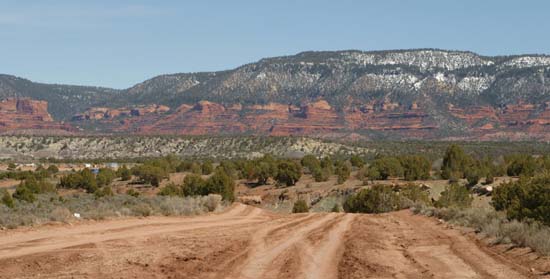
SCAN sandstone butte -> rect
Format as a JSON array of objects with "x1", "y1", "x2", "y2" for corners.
[
  {"x1": 0, "y1": 98, "x2": 73, "y2": 134},
  {"x1": 4, "y1": 97, "x2": 550, "y2": 140}
]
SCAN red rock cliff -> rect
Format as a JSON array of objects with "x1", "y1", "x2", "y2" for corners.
[
  {"x1": 0, "y1": 98, "x2": 72, "y2": 133},
  {"x1": 66, "y1": 99, "x2": 550, "y2": 140}
]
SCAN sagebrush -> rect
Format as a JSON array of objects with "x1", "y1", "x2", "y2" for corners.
[{"x1": 0, "y1": 193, "x2": 223, "y2": 229}]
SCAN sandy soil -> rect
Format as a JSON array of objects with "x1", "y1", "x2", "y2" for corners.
[{"x1": 0, "y1": 204, "x2": 546, "y2": 279}]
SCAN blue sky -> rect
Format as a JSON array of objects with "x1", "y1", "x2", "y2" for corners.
[{"x1": 1, "y1": 0, "x2": 549, "y2": 89}]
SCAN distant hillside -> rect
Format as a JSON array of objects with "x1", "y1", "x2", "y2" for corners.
[
  {"x1": 110, "y1": 49, "x2": 550, "y2": 110},
  {"x1": 0, "y1": 75, "x2": 119, "y2": 119},
  {"x1": 2, "y1": 49, "x2": 550, "y2": 140}
]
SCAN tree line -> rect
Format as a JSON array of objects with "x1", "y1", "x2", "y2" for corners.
[{"x1": 1, "y1": 144, "x2": 549, "y2": 226}]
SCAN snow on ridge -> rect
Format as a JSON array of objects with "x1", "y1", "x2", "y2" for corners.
[
  {"x1": 340, "y1": 50, "x2": 493, "y2": 71},
  {"x1": 457, "y1": 76, "x2": 495, "y2": 94},
  {"x1": 501, "y1": 56, "x2": 550, "y2": 69}
]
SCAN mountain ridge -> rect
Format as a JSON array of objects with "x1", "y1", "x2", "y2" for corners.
[{"x1": 2, "y1": 48, "x2": 550, "y2": 140}]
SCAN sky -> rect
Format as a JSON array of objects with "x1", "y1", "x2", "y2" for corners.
[{"x1": 1, "y1": 0, "x2": 550, "y2": 89}]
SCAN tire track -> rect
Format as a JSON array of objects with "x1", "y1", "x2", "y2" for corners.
[
  {"x1": 230, "y1": 214, "x2": 334, "y2": 279},
  {"x1": 0, "y1": 205, "x2": 544, "y2": 278},
  {"x1": 0, "y1": 204, "x2": 267, "y2": 260},
  {"x1": 337, "y1": 210, "x2": 532, "y2": 279},
  {"x1": 391, "y1": 211, "x2": 530, "y2": 279},
  {"x1": 301, "y1": 214, "x2": 354, "y2": 279},
  {"x1": 206, "y1": 214, "x2": 317, "y2": 279},
  {"x1": 227, "y1": 213, "x2": 354, "y2": 279}
]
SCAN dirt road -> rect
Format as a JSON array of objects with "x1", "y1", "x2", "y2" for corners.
[{"x1": 0, "y1": 204, "x2": 543, "y2": 278}]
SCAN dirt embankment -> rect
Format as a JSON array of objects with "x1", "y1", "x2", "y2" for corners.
[{"x1": 0, "y1": 204, "x2": 546, "y2": 279}]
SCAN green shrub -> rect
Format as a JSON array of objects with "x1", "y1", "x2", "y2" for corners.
[
  {"x1": 292, "y1": 200, "x2": 309, "y2": 213},
  {"x1": 79, "y1": 169, "x2": 97, "y2": 192},
  {"x1": 301, "y1": 155, "x2": 320, "y2": 172},
  {"x1": 117, "y1": 165, "x2": 132, "y2": 181},
  {"x1": 59, "y1": 168, "x2": 98, "y2": 193},
  {"x1": 239, "y1": 161, "x2": 253, "y2": 180},
  {"x1": 252, "y1": 160, "x2": 276, "y2": 185},
  {"x1": 94, "y1": 186, "x2": 114, "y2": 198},
  {"x1": 182, "y1": 174, "x2": 207, "y2": 196},
  {"x1": 10, "y1": 176, "x2": 57, "y2": 204},
  {"x1": 158, "y1": 183, "x2": 183, "y2": 197},
  {"x1": 366, "y1": 167, "x2": 381, "y2": 181},
  {"x1": 368, "y1": 157, "x2": 403, "y2": 180},
  {"x1": 19, "y1": 177, "x2": 56, "y2": 194},
  {"x1": 132, "y1": 165, "x2": 166, "y2": 187},
  {"x1": 181, "y1": 170, "x2": 235, "y2": 201},
  {"x1": 356, "y1": 165, "x2": 369, "y2": 181},
  {"x1": 465, "y1": 167, "x2": 481, "y2": 187},
  {"x1": 399, "y1": 184, "x2": 431, "y2": 205},
  {"x1": 401, "y1": 155, "x2": 431, "y2": 181},
  {"x1": 312, "y1": 166, "x2": 330, "y2": 182},
  {"x1": 505, "y1": 154, "x2": 538, "y2": 177},
  {"x1": 344, "y1": 185, "x2": 402, "y2": 213},
  {"x1": 275, "y1": 160, "x2": 302, "y2": 187},
  {"x1": 205, "y1": 170, "x2": 235, "y2": 201},
  {"x1": 320, "y1": 157, "x2": 334, "y2": 175},
  {"x1": 441, "y1": 144, "x2": 471, "y2": 179},
  {"x1": 96, "y1": 168, "x2": 115, "y2": 187},
  {"x1": 349, "y1": 155, "x2": 365, "y2": 168},
  {"x1": 435, "y1": 183, "x2": 472, "y2": 208},
  {"x1": 1, "y1": 190, "x2": 14, "y2": 208},
  {"x1": 47, "y1": 165, "x2": 59, "y2": 174},
  {"x1": 201, "y1": 161, "x2": 214, "y2": 175},
  {"x1": 58, "y1": 172, "x2": 80, "y2": 189},
  {"x1": 335, "y1": 163, "x2": 351, "y2": 184},
  {"x1": 142, "y1": 155, "x2": 181, "y2": 173},
  {"x1": 216, "y1": 161, "x2": 238, "y2": 179},
  {"x1": 13, "y1": 185, "x2": 36, "y2": 203},
  {"x1": 189, "y1": 162, "x2": 202, "y2": 174},
  {"x1": 492, "y1": 174, "x2": 550, "y2": 225}
]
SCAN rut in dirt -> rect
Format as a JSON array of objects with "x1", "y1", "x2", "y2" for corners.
[
  {"x1": 226, "y1": 213, "x2": 354, "y2": 279},
  {"x1": 0, "y1": 204, "x2": 543, "y2": 279}
]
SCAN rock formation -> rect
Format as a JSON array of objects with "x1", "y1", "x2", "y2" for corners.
[
  {"x1": 72, "y1": 104, "x2": 169, "y2": 121},
  {"x1": 0, "y1": 98, "x2": 72, "y2": 134},
  {"x1": 3, "y1": 49, "x2": 550, "y2": 140}
]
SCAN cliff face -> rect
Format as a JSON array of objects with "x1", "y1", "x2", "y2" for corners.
[
  {"x1": 89, "y1": 98, "x2": 550, "y2": 140},
  {"x1": 87, "y1": 49, "x2": 550, "y2": 139},
  {"x1": 0, "y1": 74, "x2": 118, "y2": 120},
  {"x1": 3, "y1": 49, "x2": 550, "y2": 139},
  {"x1": 139, "y1": 101, "x2": 247, "y2": 135},
  {"x1": 5, "y1": 96, "x2": 550, "y2": 140},
  {"x1": 71, "y1": 104, "x2": 169, "y2": 121},
  {"x1": 0, "y1": 98, "x2": 72, "y2": 134}
]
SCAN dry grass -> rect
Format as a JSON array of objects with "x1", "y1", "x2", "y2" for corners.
[
  {"x1": 412, "y1": 204, "x2": 550, "y2": 256},
  {"x1": 0, "y1": 193, "x2": 223, "y2": 229}
]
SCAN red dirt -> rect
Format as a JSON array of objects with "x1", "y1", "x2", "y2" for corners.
[{"x1": 0, "y1": 204, "x2": 547, "y2": 278}]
